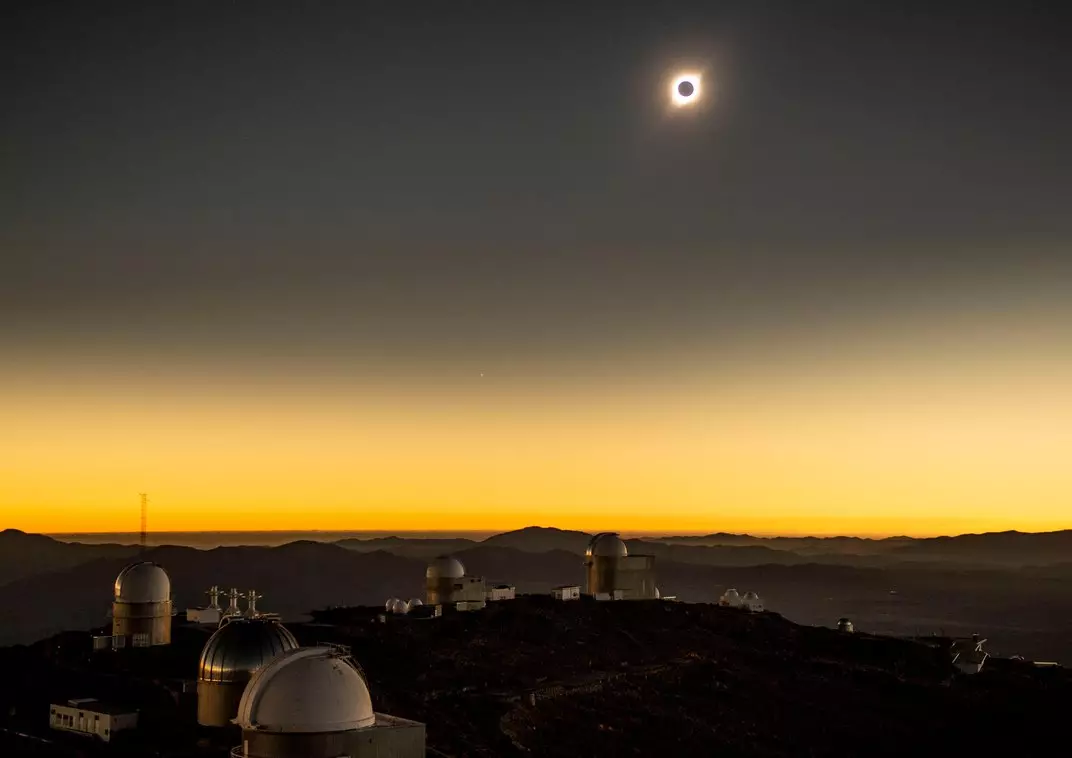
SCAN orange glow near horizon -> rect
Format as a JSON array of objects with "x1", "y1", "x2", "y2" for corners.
[{"x1": 3, "y1": 329, "x2": 1071, "y2": 538}]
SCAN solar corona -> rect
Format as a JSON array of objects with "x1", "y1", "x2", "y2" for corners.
[{"x1": 671, "y1": 72, "x2": 702, "y2": 106}]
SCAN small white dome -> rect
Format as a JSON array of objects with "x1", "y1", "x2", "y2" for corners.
[
  {"x1": 586, "y1": 532, "x2": 628, "y2": 558},
  {"x1": 388, "y1": 599, "x2": 407, "y2": 614},
  {"x1": 426, "y1": 556, "x2": 465, "y2": 580},
  {"x1": 385, "y1": 597, "x2": 401, "y2": 612},
  {"x1": 655, "y1": 587, "x2": 661, "y2": 599},
  {"x1": 114, "y1": 562, "x2": 171, "y2": 603},
  {"x1": 741, "y1": 591, "x2": 763, "y2": 611},
  {"x1": 407, "y1": 598, "x2": 424, "y2": 608},
  {"x1": 236, "y1": 647, "x2": 374, "y2": 733},
  {"x1": 719, "y1": 588, "x2": 742, "y2": 607}
]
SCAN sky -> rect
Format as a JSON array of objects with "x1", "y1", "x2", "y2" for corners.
[{"x1": 3, "y1": 1, "x2": 1071, "y2": 536}]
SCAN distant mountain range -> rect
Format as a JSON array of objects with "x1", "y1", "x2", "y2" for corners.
[{"x1": 2, "y1": 526, "x2": 1071, "y2": 659}]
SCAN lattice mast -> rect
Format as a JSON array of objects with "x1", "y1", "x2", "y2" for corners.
[{"x1": 139, "y1": 493, "x2": 148, "y2": 552}]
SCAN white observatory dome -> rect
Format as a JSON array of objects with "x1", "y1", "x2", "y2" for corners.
[
  {"x1": 719, "y1": 588, "x2": 742, "y2": 607},
  {"x1": 742, "y1": 591, "x2": 763, "y2": 611},
  {"x1": 388, "y1": 598, "x2": 407, "y2": 614},
  {"x1": 655, "y1": 587, "x2": 661, "y2": 600},
  {"x1": 385, "y1": 597, "x2": 402, "y2": 612},
  {"x1": 236, "y1": 647, "x2": 375, "y2": 733},
  {"x1": 114, "y1": 561, "x2": 171, "y2": 603},
  {"x1": 407, "y1": 598, "x2": 424, "y2": 609},
  {"x1": 426, "y1": 556, "x2": 466, "y2": 580},
  {"x1": 586, "y1": 532, "x2": 629, "y2": 558}
]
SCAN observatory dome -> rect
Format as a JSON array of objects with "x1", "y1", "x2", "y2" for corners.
[
  {"x1": 720, "y1": 588, "x2": 742, "y2": 607},
  {"x1": 426, "y1": 556, "x2": 466, "y2": 580},
  {"x1": 114, "y1": 561, "x2": 171, "y2": 603},
  {"x1": 236, "y1": 647, "x2": 375, "y2": 733},
  {"x1": 387, "y1": 598, "x2": 407, "y2": 614},
  {"x1": 407, "y1": 598, "x2": 424, "y2": 609},
  {"x1": 586, "y1": 532, "x2": 629, "y2": 558},
  {"x1": 198, "y1": 618, "x2": 298, "y2": 684}
]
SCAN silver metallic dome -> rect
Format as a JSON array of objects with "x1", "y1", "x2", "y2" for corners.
[
  {"x1": 114, "y1": 561, "x2": 171, "y2": 603},
  {"x1": 426, "y1": 556, "x2": 465, "y2": 580},
  {"x1": 585, "y1": 532, "x2": 628, "y2": 558},
  {"x1": 198, "y1": 618, "x2": 299, "y2": 684},
  {"x1": 236, "y1": 646, "x2": 375, "y2": 733}
]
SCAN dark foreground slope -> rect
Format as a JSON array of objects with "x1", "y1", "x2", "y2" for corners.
[
  {"x1": 311, "y1": 598, "x2": 1068, "y2": 757},
  {"x1": 1, "y1": 598, "x2": 1068, "y2": 757}
]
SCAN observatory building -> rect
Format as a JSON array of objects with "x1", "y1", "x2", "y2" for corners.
[
  {"x1": 425, "y1": 556, "x2": 486, "y2": 609},
  {"x1": 583, "y1": 533, "x2": 657, "y2": 600},
  {"x1": 111, "y1": 561, "x2": 172, "y2": 647},
  {"x1": 197, "y1": 617, "x2": 299, "y2": 727},
  {"x1": 719, "y1": 588, "x2": 742, "y2": 608},
  {"x1": 233, "y1": 646, "x2": 425, "y2": 757},
  {"x1": 741, "y1": 591, "x2": 764, "y2": 612}
]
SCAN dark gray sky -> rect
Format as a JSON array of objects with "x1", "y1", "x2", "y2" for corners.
[
  {"x1": 3, "y1": 0, "x2": 1071, "y2": 375},
  {"x1": 5, "y1": 1, "x2": 1072, "y2": 535}
]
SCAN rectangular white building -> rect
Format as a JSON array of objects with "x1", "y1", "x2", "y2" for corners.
[
  {"x1": 487, "y1": 585, "x2": 516, "y2": 601},
  {"x1": 50, "y1": 699, "x2": 138, "y2": 742},
  {"x1": 187, "y1": 606, "x2": 222, "y2": 625},
  {"x1": 553, "y1": 585, "x2": 581, "y2": 601}
]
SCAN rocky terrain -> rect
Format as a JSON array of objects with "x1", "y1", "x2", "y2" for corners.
[{"x1": 1, "y1": 597, "x2": 1070, "y2": 756}]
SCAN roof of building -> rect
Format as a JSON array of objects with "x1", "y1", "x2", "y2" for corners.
[
  {"x1": 53, "y1": 699, "x2": 138, "y2": 716},
  {"x1": 113, "y1": 561, "x2": 171, "y2": 604},
  {"x1": 426, "y1": 555, "x2": 466, "y2": 580},
  {"x1": 197, "y1": 618, "x2": 298, "y2": 684},
  {"x1": 235, "y1": 647, "x2": 375, "y2": 733},
  {"x1": 586, "y1": 532, "x2": 629, "y2": 558}
]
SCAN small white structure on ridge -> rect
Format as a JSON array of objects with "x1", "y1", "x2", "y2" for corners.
[
  {"x1": 187, "y1": 585, "x2": 224, "y2": 625},
  {"x1": 487, "y1": 584, "x2": 516, "y2": 601},
  {"x1": 741, "y1": 591, "x2": 764, "y2": 612},
  {"x1": 553, "y1": 585, "x2": 581, "y2": 601},
  {"x1": 718, "y1": 588, "x2": 742, "y2": 608}
]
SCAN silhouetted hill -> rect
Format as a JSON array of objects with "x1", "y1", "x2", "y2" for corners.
[
  {"x1": 888, "y1": 529, "x2": 1072, "y2": 565},
  {"x1": 0, "y1": 528, "x2": 139, "y2": 587},
  {"x1": 0, "y1": 541, "x2": 426, "y2": 646},
  {"x1": 334, "y1": 535, "x2": 478, "y2": 558},
  {"x1": 481, "y1": 525, "x2": 595, "y2": 553},
  {"x1": 5, "y1": 597, "x2": 1070, "y2": 756}
]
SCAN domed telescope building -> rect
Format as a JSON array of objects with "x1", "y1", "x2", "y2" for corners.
[
  {"x1": 197, "y1": 617, "x2": 299, "y2": 727},
  {"x1": 425, "y1": 556, "x2": 486, "y2": 609},
  {"x1": 583, "y1": 533, "x2": 657, "y2": 600},
  {"x1": 233, "y1": 646, "x2": 425, "y2": 757},
  {"x1": 111, "y1": 561, "x2": 173, "y2": 647}
]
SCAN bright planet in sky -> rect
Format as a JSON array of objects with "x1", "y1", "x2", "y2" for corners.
[{"x1": 671, "y1": 72, "x2": 702, "y2": 106}]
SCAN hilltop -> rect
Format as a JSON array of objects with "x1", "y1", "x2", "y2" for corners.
[
  {"x1": 1, "y1": 528, "x2": 1071, "y2": 661},
  {"x1": 0, "y1": 597, "x2": 1068, "y2": 756}
]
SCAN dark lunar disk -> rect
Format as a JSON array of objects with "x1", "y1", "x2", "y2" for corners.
[{"x1": 677, "y1": 80, "x2": 695, "y2": 97}]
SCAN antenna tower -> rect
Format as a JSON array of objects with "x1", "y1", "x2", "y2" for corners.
[{"x1": 139, "y1": 493, "x2": 148, "y2": 552}]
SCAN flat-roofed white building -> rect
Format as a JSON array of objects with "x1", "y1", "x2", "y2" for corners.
[
  {"x1": 553, "y1": 585, "x2": 581, "y2": 601},
  {"x1": 487, "y1": 585, "x2": 515, "y2": 601},
  {"x1": 49, "y1": 698, "x2": 138, "y2": 742}
]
